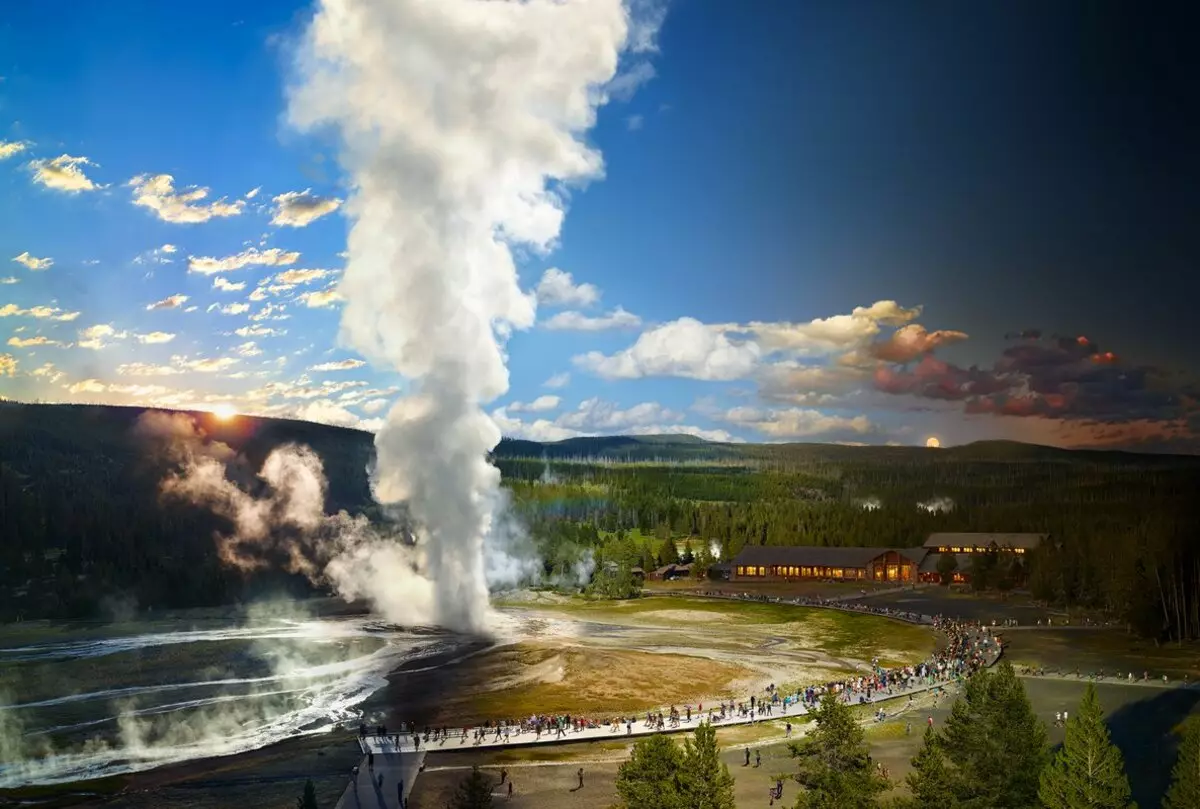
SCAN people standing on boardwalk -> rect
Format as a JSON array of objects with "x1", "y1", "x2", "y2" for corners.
[
  {"x1": 744, "y1": 748, "x2": 751, "y2": 766},
  {"x1": 577, "y1": 767, "x2": 584, "y2": 789}
]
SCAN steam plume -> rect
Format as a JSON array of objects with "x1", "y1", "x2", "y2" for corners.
[
  {"x1": 285, "y1": 0, "x2": 652, "y2": 631},
  {"x1": 917, "y1": 496, "x2": 955, "y2": 514}
]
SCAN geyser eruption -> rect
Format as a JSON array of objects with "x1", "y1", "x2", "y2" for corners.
[
  {"x1": 286, "y1": 0, "x2": 653, "y2": 632},
  {"x1": 918, "y1": 497, "x2": 955, "y2": 514}
]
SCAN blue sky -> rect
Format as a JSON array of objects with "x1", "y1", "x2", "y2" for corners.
[{"x1": 1, "y1": 0, "x2": 1197, "y2": 451}]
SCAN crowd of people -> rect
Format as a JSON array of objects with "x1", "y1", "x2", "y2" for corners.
[{"x1": 360, "y1": 602, "x2": 1004, "y2": 753}]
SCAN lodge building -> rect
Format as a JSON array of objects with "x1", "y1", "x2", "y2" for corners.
[{"x1": 731, "y1": 532, "x2": 1046, "y2": 584}]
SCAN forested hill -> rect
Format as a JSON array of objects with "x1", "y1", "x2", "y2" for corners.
[{"x1": 3, "y1": 403, "x2": 1199, "y2": 639}]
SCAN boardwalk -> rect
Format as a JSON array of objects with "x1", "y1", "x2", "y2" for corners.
[{"x1": 334, "y1": 750, "x2": 425, "y2": 809}]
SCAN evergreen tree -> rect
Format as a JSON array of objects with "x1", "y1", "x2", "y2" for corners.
[
  {"x1": 680, "y1": 721, "x2": 736, "y2": 809},
  {"x1": 789, "y1": 692, "x2": 887, "y2": 808},
  {"x1": 615, "y1": 733, "x2": 685, "y2": 809},
  {"x1": 936, "y1": 553, "x2": 958, "y2": 586},
  {"x1": 902, "y1": 726, "x2": 958, "y2": 809},
  {"x1": 449, "y1": 765, "x2": 494, "y2": 809},
  {"x1": 1038, "y1": 684, "x2": 1135, "y2": 809},
  {"x1": 296, "y1": 778, "x2": 319, "y2": 809},
  {"x1": 939, "y1": 662, "x2": 1048, "y2": 808},
  {"x1": 1164, "y1": 717, "x2": 1200, "y2": 809}
]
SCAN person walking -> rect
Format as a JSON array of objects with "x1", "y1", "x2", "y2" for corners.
[
  {"x1": 744, "y1": 747, "x2": 750, "y2": 766},
  {"x1": 507, "y1": 780, "x2": 514, "y2": 800},
  {"x1": 577, "y1": 767, "x2": 584, "y2": 789},
  {"x1": 755, "y1": 749, "x2": 761, "y2": 768}
]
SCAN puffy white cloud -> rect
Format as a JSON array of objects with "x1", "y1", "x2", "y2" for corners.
[
  {"x1": 68, "y1": 379, "x2": 107, "y2": 394},
  {"x1": 0, "y1": 141, "x2": 30, "y2": 160},
  {"x1": 360, "y1": 398, "x2": 390, "y2": 415},
  {"x1": 576, "y1": 317, "x2": 761, "y2": 380},
  {"x1": 208, "y1": 302, "x2": 250, "y2": 315},
  {"x1": 0, "y1": 303, "x2": 81, "y2": 321},
  {"x1": 270, "y1": 189, "x2": 343, "y2": 227},
  {"x1": 0, "y1": 354, "x2": 14, "y2": 376},
  {"x1": 292, "y1": 398, "x2": 362, "y2": 428},
  {"x1": 744, "y1": 300, "x2": 921, "y2": 355},
  {"x1": 30, "y1": 362, "x2": 64, "y2": 383},
  {"x1": 235, "y1": 341, "x2": 262, "y2": 357},
  {"x1": 245, "y1": 186, "x2": 261, "y2": 199},
  {"x1": 558, "y1": 397, "x2": 681, "y2": 431},
  {"x1": 77, "y1": 324, "x2": 128, "y2": 349},
  {"x1": 129, "y1": 174, "x2": 246, "y2": 223},
  {"x1": 8, "y1": 335, "x2": 65, "y2": 348},
  {"x1": 249, "y1": 303, "x2": 288, "y2": 322},
  {"x1": 535, "y1": 267, "x2": 600, "y2": 308},
  {"x1": 0, "y1": 277, "x2": 18, "y2": 285},
  {"x1": 146, "y1": 294, "x2": 189, "y2": 311},
  {"x1": 298, "y1": 287, "x2": 343, "y2": 308},
  {"x1": 604, "y1": 60, "x2": 656, "y2": 102},
  {"x1": 188, "y1": 247, "x2": 301, "y2": 275},
  {"x1": 493, "y1": 398, "x2": 737, "y2": 444},
  {"x1": 213, "y1": 277, "x2": 246, "y2": 292},
  {"x1": 29, "y1": 154, "x2": 100, "y2": 192},
  {"x1": 136, "y1": 331, "x2": 176, "y2": 344},
  {"x1": 507, "y1": 395, "x2": 561, "y2": 413},
  {"x1": 543, "y1": 306, "x2": 641, "y2": 331},
  {"x1": 718, "y1": 406, "x2": 873, "y2": 439},
  {"x1": 12, "y1": 252, "x2": 53, "y2": 270},
  {"x1": 310, "y1": 358, "x2": 367, "y2": 372},
  {"x1": 271, "y1": 268, "x2": 332, "y2": 286},
  {"x1": 543, "y1": 371, "x2": 570, "y2": 389},
  {"x1": 234, "y1": 325, "x2": 284, "y2": 338}
]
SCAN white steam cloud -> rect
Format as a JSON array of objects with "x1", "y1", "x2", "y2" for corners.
[
  {"x1": 917, "y1": 496, "x2": 955, "y2": 514},
  {"x1": 284, "y1": 0, "x2": 656, "y2": 631},
  {"x1": 859, "y1": 497, "x2": 882, "y2": 511}
]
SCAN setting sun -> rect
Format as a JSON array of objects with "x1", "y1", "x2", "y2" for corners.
[
  {"x1": 925, "y1": 436, "x2": 941, "y2": 448},
  {"x1": 211, "y1": 403, "x2": 238, "y2": 421}
]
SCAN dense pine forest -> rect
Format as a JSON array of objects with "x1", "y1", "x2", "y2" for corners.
[{"x1": 1, "y1": 403, "x2": 1198, "y2": 641}]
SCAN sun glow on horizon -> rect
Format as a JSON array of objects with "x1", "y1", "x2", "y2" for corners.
[
  {"x1": 211, "y1": 403, "x2": 238, "y2": 421},
  {"x1": 925, "y1": 436, "x2": 941, "y2": 448}
]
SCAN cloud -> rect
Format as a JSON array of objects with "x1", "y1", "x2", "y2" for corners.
[
  {"x1": 867, "y1": 323, "x2": 969, "y2": 363},
  {"x1": 270, "y1": 190, "x2": 343, "y2": 227},
  {"x1": 136, "y1": 331, "x2": 176, "y2": 344},
  {"x1": 745, "y1": 300, "x2": 922, "y2": 355},
  {"x1": 146, "y1": 294, "x2": 189, "y2": 310},
  {"x1": 133, "y1": 244, "x2": 179, "y2": 266},
  {"x1": 543, "y1": 306, "x2": 641, "y2": 331},
  {"x1": 129, "y1": 174, "x2": 246, "y2": 223},
  {"x1": 245, "y1": 187, "x2": 261, "y2": 199},
  {"x1": 77, "y1": 324, "x2": 128, "y2": 349},
  {"x1": 234, "y1": 325, "x2": 284, "y2": 338},
  {"x1": 30, "y1": 362, "x2": 64, "y2": 383},
  {"x1": 493, "y1": 397, "x2": 736, "y2": 443},
  {"x1": 0, "y1": 277, "x2": 18, "y2": 285},
  {"x1": 208, "y1": 302, "x2": 250, "y2": 315},
  {"x1": 8, "y1": 335, "x2": 64, "y2": 348},
  {"x1": 0, "y1": 354, "x2": 14, "y2": 376},
  {"x1": 0, "y1": 141, "x2": 30, "y2": 160},
  {"x1": 719, "y1": 406, "x2": 874, "y2": 439},
  {"x1": 507, "y1": 395, "x2": 561, "y2": 413},
  {"x1": 360, "y1": 398, "x2": 390, "y2": 415},
  {"x1": 213, "y1": 277, "x2": 246, "y2": 292},
  {"x1": 235, "y1": 341, "x2": 262, "y2": 357},
  {"x1": 29, "y1": 154, "x2": 100, "y2": 192},
  {"x1": 12, "y1": 252, "x2": 53, "y2": 270},
  {"x1": 605, "y1": 60, "x2": 656, "y2": 101},
  {"x1": 309, "y1": 358, "x2": 367, "y2": 372},
  {"x1": 68, "y1": 379, "x2": 106, "y2": 394},
  {"x1": 756, "y1": 361, "x2": 866, "y2": 406},
  {"x1": 0, "y1": 303, "x2": 81, "y2": 321},
  {"x1": 292, "y1": 398, "x2": 362, "y2": 428},
  {"x1": 298, "y1": 288, "x2": 343, "y2": 308},
  {"x1": 625, "y1": 114, "x2": 644, "y2": 131},
  {"x1": 543, "y1": 371, "x2": 570, "y2": 389},
  {"x1": 188, "y1": 247, "x2": 301, "y2": 275},
  {"x1": 535, "y1": 268, "x2": 600, "y2": 308},
  {"x1": 576, "y1": 317, "x2": 761, "y2": 380},
  {"x1": 271, "y1": 268, "x2": 332, "y2": 285}
]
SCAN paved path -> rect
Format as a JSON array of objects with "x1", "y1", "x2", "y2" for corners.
[
  {"x1": 359, "y1": 675, "x2": 961, "y2": 756},
  {"x1": 334, "y1": 750, "x2": 425, "y2": 809}
]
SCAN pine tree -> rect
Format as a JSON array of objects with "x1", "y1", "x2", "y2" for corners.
[
  {"x1": 296, "y1": 778, "x2": 319, "y2": 809},
  {"x1": 1038, "y1": 684, "x2": 1135, "y2": 809},
  {"x1": 679, "y1": 721, "x2": 736, "y2": 809},
  {"x1": 939, "y1": 662, "x2": 1048, "y2": 808},
  {"x1": 1164, "y1": 717, "x2": 1200, "y2": 809},
  {"x1": 902, "y1": 726, "x2": 958, "y2": 809},
  {"x1": 449, "y1": 765, "x2": 494, "y2": 809},
  {"x1": 789, "y1": 692, "x2": 888, "y2": 809},
  {"x1": 615, "y1": 733, "x2": 685, "y2": 809}
]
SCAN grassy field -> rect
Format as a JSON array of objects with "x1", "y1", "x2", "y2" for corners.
[
  {"x1": 517, "y1": 595, "x2": 933, "y2": 665},
  {"x1": 1002, "y1": 629, "x2": 1200, "y2": 679}
]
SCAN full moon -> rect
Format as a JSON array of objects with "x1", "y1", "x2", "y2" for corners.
[{"x1": 925, "y1": 436, "x2": 941, "y2": 448}]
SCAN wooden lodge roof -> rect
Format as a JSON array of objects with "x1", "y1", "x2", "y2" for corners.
[
  {"x1": 733, "y1": 545, "x2": 906, "y2": 569},
  {"x1": 923, "y1": 532, "x2": 1046, "y2": 550}
]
